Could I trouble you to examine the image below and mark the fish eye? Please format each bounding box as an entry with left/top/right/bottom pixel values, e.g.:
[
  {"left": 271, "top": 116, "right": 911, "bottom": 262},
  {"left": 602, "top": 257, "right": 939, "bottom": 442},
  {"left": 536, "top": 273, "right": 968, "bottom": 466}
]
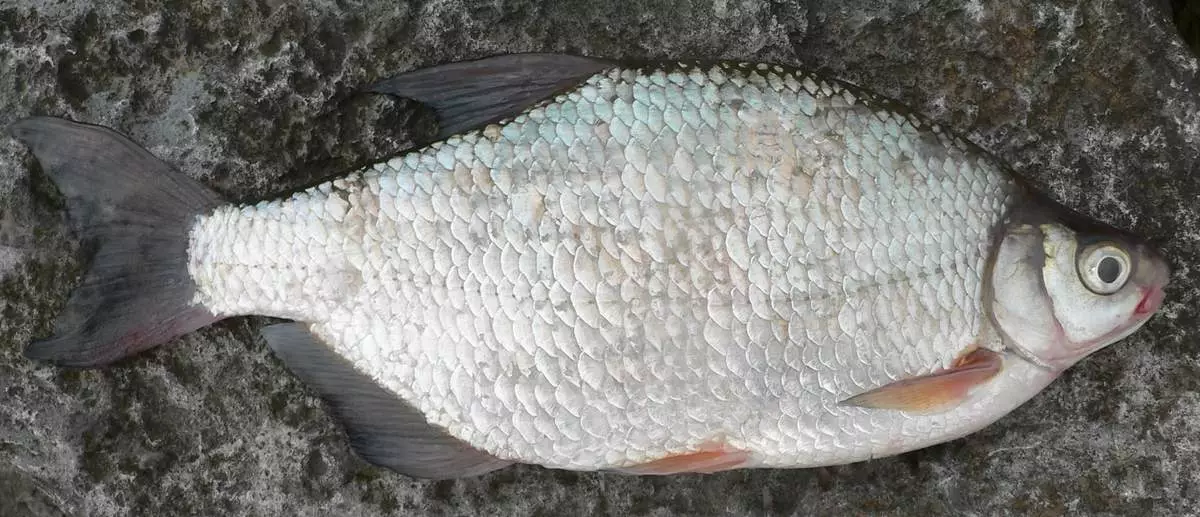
[{"left": 1078, "top": 243, "right": 1132, "bottom": 295}]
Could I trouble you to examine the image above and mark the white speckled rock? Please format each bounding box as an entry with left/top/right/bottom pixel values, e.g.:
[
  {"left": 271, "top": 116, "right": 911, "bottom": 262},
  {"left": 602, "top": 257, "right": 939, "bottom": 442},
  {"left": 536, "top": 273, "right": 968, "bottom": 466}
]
[{"left": 184, "top": 61, "right": 1120, "bottom": 471}]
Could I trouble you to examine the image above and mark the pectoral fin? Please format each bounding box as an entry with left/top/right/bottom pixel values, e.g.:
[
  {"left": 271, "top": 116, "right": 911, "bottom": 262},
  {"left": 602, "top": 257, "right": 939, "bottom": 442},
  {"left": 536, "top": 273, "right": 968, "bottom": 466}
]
[{"left": 839, "top": 348, "right": 1003, "bottom": 414}]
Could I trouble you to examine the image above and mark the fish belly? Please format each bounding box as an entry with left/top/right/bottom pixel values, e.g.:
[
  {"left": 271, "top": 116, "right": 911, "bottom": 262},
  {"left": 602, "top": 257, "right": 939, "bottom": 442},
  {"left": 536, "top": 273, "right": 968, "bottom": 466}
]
[{"left": 188, "top": 64, "right": 1026, "bottom": 469}]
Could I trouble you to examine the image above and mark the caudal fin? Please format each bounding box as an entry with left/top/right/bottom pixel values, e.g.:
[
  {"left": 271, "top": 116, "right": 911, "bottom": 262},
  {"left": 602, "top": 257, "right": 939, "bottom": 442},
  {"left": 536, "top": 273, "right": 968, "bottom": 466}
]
[{"left": 9, "top": 117, "right": 223, "bottom": 367}]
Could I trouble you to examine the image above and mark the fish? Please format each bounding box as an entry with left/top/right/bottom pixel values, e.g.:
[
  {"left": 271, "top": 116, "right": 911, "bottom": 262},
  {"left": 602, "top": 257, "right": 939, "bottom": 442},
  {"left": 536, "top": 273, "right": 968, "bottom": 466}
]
[{"left": 8, "top": 53, "right": 1170, "bottom": 478}]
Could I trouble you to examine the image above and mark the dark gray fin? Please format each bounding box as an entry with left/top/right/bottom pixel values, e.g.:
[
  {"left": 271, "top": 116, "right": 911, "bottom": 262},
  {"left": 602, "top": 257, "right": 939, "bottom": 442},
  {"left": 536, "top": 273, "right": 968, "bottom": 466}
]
[
  {"left": 367, "top": 53, "right": 615, "bottom": 139},
  {"left": 261, "top": 323, "right": 512, "bottom": 479},
  {"left": 8, "top": 116, "right": 223, "bottom": 367}
]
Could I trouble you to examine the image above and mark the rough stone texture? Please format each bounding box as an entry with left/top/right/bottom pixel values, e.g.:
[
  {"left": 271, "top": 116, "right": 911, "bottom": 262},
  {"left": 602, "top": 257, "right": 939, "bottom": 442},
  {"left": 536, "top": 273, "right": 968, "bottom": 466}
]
[{"left": 1, "top": 0, "right": 1198, "bottom": 515}]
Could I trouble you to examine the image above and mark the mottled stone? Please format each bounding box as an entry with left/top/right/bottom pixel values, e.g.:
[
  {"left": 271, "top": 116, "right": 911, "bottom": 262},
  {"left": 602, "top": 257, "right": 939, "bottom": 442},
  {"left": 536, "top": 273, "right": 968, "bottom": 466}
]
[{"left": 1, "top": 0, "right": 1198, "bottom": 515}]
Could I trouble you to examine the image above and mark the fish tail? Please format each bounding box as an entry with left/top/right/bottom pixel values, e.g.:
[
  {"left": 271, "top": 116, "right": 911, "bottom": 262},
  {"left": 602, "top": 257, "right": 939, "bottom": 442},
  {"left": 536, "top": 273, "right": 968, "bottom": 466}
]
[{"left": 9, "top": 117, "right": 223, "bottom": 367}]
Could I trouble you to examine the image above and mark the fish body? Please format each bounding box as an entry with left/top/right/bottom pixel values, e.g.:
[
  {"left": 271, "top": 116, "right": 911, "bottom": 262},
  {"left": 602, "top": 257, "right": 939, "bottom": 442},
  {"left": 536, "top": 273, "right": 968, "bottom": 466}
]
[{"left": 9, "top": 54, "right": 1170, "bottom": 477}]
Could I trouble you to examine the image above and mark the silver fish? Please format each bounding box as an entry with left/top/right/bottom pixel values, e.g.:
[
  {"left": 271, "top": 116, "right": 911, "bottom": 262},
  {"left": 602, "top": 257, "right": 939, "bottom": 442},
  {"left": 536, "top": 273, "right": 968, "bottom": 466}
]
[{"left": 9, "top": 54, "right": 1170, "bottom": 478}]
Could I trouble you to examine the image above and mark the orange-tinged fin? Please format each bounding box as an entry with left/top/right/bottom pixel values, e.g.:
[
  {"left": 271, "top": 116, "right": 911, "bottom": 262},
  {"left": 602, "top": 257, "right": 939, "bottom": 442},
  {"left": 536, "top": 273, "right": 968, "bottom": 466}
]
[
  {"left": 616, "top": 443, "right": 750, "bottom": 475},
  {"left": 839, "top": 348, "right": 1004, "bottom": 414}
]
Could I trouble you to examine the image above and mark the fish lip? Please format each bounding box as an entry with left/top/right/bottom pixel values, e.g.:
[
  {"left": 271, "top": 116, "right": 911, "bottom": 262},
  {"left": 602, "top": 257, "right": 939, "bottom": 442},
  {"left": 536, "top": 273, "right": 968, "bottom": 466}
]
[{"left": 1134, "top": 286, "right": 1164, "bottom": 316}]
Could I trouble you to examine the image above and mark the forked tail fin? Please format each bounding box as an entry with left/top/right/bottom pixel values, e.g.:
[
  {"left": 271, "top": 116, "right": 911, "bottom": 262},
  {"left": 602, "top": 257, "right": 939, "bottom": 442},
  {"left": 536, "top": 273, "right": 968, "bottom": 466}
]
[{"left": 9, "top": 117, "right": 223, "bottom": 367}]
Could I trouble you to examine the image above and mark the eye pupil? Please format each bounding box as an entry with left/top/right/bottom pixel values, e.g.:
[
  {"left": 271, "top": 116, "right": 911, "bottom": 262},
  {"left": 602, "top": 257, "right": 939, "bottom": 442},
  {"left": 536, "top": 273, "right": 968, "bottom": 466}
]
[{"left": 1098, "top": 256, "right": 1122, "bottom": 284}]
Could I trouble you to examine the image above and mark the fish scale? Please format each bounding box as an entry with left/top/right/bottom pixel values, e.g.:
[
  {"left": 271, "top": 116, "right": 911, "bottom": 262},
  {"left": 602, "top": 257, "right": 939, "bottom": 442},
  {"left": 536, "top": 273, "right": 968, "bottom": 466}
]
[{"left": 182, "top": 61, "right": 1044, "bottom": 470}]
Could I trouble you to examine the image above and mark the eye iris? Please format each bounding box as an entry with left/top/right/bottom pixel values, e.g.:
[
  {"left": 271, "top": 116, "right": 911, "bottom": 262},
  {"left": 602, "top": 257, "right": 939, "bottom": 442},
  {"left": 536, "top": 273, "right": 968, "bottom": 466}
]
[{"left": 1097, "top": 256, "right": 1122, "bottom": 284}]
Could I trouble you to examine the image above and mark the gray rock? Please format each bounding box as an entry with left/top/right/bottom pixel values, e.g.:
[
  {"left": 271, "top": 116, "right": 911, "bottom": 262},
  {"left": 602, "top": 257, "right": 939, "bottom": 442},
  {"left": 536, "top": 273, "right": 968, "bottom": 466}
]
[{"left": 1, "top": 0, "right": 1198, "bottom": 515}]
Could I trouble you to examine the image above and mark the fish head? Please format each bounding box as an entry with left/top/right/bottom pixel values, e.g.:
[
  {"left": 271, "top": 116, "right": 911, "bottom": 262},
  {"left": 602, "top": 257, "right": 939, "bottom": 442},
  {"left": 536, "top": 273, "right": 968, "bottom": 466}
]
[{"left": 989, "top": 217, "right": 1170, "bottom": 371}]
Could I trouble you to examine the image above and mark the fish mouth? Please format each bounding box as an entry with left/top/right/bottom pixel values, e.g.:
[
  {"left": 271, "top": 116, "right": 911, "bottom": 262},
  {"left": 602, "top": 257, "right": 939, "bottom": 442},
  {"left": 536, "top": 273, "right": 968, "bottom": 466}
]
[{"left": 1134, "top": 286, "right": 1165, "bottom": 317}]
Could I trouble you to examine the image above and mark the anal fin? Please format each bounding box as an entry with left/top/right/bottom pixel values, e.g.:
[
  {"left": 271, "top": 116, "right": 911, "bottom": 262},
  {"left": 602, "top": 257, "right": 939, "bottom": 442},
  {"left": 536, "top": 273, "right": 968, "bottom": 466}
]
[
  {"left": 262, "top": 323, "right": 510, "bottom": 479},
  {"left": 839, "top": 348, "right": 1004, "bottom": 414}
]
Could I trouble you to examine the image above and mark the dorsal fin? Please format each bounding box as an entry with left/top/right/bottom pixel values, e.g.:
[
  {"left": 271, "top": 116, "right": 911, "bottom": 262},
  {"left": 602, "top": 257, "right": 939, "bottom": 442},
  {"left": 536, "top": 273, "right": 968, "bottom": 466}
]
[{"left": 366, "top": 53, "right": 615, "bottom": 140}]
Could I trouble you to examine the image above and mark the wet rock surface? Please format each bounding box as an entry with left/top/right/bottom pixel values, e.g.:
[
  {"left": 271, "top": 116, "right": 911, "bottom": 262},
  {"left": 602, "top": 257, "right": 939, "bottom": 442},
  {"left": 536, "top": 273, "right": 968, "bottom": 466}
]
[{"left": 2, "top": 0, "right": 1199, "bottom": 515}]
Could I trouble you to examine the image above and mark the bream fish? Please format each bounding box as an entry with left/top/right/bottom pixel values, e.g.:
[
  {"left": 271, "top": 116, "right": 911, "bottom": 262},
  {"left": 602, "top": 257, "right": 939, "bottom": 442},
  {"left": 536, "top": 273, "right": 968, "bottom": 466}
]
[{"left": 8, "top": 54, "right": 1170, "bottom": 477}]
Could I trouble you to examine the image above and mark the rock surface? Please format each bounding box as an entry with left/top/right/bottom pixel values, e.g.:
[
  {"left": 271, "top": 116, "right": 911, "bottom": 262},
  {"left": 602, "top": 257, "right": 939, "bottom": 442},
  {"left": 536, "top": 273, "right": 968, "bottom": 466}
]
[{"left": 2, "top": 0, "right": 1200, "bottom": 515}]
